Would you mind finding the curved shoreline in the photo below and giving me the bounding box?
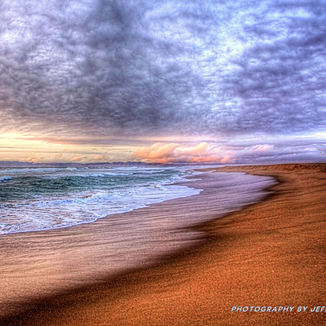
[0,170,274,318]
[1,163,325,325]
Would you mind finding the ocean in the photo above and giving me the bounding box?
[0,166,201,234]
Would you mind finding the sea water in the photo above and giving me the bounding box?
[0,166,201,234]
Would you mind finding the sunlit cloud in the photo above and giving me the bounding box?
[134,139,325,164]
[0,0,325,163]
[134,142,234,163]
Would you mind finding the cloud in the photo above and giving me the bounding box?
[134,142,234,163]
[134,139,325,164]
[246,144,274,153]
[134,143,178,162]
[70,156,87,163]
[25,156,39,164]
[0,0,324,142]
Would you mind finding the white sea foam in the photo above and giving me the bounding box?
[0,166,202,234]
[0,176,12,183]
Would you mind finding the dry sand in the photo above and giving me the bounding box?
[1,163,325,326]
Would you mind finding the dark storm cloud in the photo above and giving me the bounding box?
[0,0,325,138]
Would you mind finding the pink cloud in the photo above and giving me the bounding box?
[134,142,234,163]
[134,143,178,163]
[71,155,87,162]
[25,157,39,163]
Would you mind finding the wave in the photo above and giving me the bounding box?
[41,172,131,179]
[0,166,203,234]
[0,176,12,183]
[0,184,201,234]
[0,167,62,174]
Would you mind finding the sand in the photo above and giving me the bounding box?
[1,163,325,326]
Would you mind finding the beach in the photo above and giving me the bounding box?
[1,163,325,325]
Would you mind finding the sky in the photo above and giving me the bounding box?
[0,0,325,164]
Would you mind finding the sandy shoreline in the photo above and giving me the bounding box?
[1,163,325,325]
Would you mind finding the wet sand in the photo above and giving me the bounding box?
[1,163,325,325]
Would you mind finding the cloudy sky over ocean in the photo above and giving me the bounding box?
[0,0,325,163]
